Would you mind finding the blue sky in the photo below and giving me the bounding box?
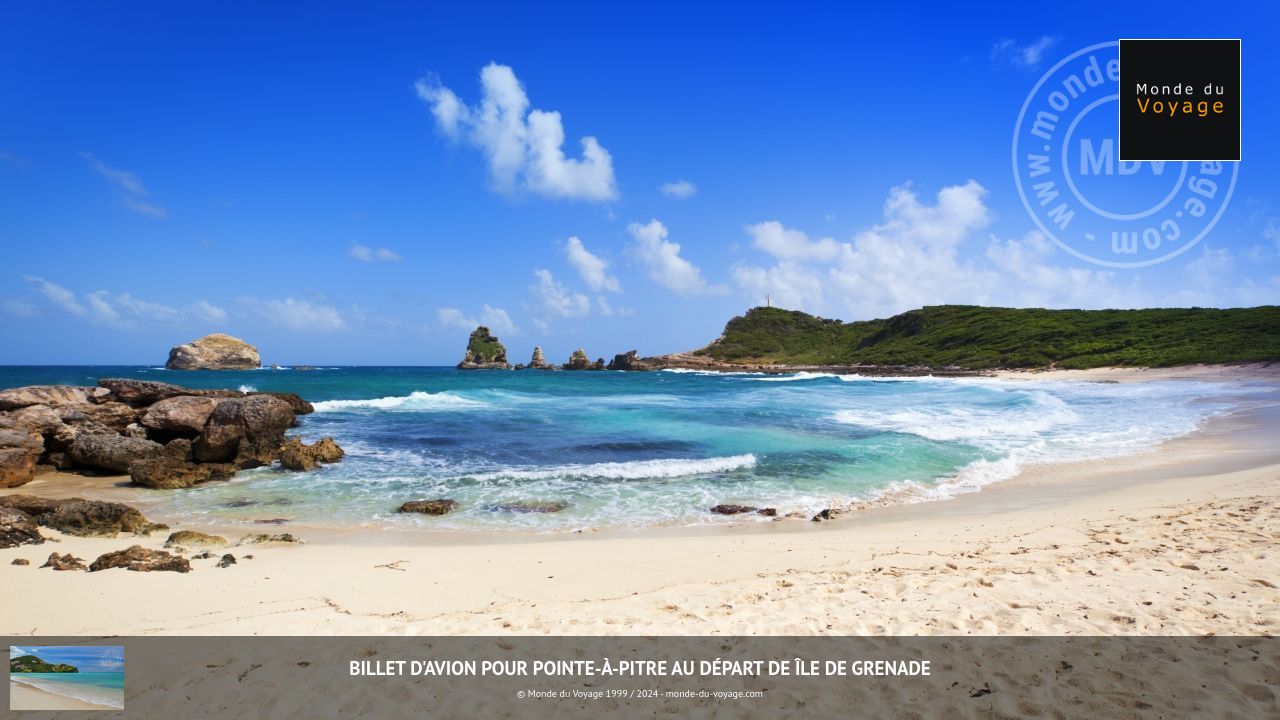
[9,645,124,673]
[1,2,1276,365]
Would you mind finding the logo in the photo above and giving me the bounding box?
[1013,41,1238,268]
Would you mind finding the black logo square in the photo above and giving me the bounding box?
[1119,39,1240,161]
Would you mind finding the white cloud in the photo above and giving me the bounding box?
[991,36,1059,68]
[348,244,402,262]
[23,275,85,316]
[745,221,842,262]
[1,299,40,317]
[21,275,228,327]
[530,269,591,317]
[416,63,617,201]
[80,151,168,218]
[595,296,634,317]
[255,298,346,332]
[187,299,229,323]
[564,236,620,292]
[627,219,724,296]
[660,180,697,199]
[436,305,518,335]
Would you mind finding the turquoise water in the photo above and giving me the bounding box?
[10,672,125,708]
[0,366,1256,532]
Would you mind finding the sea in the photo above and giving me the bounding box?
[9,672,126,709]
[0,366,1261,533]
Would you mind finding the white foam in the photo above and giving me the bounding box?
[463,454,758,482]
[312,391,487,412]
[831,391,1081,443]
[238,384,257,393]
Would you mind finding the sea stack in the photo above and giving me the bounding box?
[165,334,261,370]
[457,327,512,369]
[528,346,552,369]
[563,348,592,370]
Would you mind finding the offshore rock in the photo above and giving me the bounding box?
[398,499,458,515]
[457,326,511,369]
[563,349,592,370]
[606,350,651,371]
[528,346,552,369]
[278,436,344,471]
[165,333,261,370]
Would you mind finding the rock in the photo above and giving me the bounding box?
[11,558,29,565]
[485,500,569,514]
[217,553,237,568]
[164,530,227,548]
[164,438,194,461]
[811,508,844,522]
[49,420,114,454]
[45,452,74,470]
[563,349,592,370]
[89,545,191,573]
[398,499,458,515]
[457,326,511,369]
[0,385,109,411]
[756,507,778,517]
[124,422,148,439]
[97,378,242,407]
[0,424,44,488]
[237,533,299,545]
[606,350,651,371]
[190,550,214,559]
[0,494,62,516]
[41,552,87,571]
[141,396,221,435]
[165,333,261,370]
[528,346,552,369]
[68,433,163,472]
[253,518,289,525]
[278,436,344,471]
[55,401,142,432]
[9,404,65,435]
[710,504,758,515]
[193,395,295,467]
[0,507,43,548]
[129,456,236,489]
[592,358,606,370]
[39,498,162,537]
[248,392,314,417]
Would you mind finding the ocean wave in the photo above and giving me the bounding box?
[831,390,1080,443]
[461,454,758,482]
[312,391,487,412]
[659,368,766,376]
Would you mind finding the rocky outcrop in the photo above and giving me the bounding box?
[68,433,163,472]
[278,436,344,471]
[0,422,44,488]
[457,326,511,369]
[97,378,240,407]
[0,507,43,548]
[0,494,61,516]
[606,350,653,371]
[165,333,261,370]
[129,456,237,489]
[0,385,110,411]
[90,545,191,573]
[250,391,314,417]
[563,349,592,370]
[41,552,87,571]
[165,530,227,548]
[39,498,164,537]
[528,346,552,369]
[193,395,295,467]
[141,396,221,435]
[398,499,458,515]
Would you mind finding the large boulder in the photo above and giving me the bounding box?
[249,391,314,417]
[398,499,458,515]
[0,507,43,548]
[68,433,163,472]
[606,350,651,371]
[37,498,162,537]
[0,385,110,411]
[90,545,191,573]
[55,401,141,433]
[278,436,344,471]
[97,378,242,407]
[0,424,44,488]
[193,395,294,467]
[128,456,236,489]
[165,333,261,370]
[457,326,511,369]
[8,404,65,435]
[141,396,221,435]
[0,494,62,516]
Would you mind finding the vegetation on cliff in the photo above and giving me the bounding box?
[461,326,508,365]
[694,305,1280,369]
[10,655,78,673]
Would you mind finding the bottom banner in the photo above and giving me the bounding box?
[3,636,1275,718]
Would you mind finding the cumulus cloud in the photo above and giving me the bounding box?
[991,36,1059,68]
[564,236,620,292]
[530,269,591,318]
[21,275,228,327]
[348,243,402,262]
[416,63,617,201]
[252,298,346,333]
[745,221,842,262]
[627,219,724,296]
[660,180,697,199]
[436,304,518,335]
[79,151,168,218]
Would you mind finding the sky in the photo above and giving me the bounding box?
[9,645,125,673]
[1,2,1277,365]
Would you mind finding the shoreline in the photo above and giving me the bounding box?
[2,364,1278,636]
[8,678,121,711]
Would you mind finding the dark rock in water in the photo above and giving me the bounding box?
[11,558,30,565]
[606,350,651,371]
[222,497,290,508]
[710,504,756,514]
[193,395,295,467]
[528,346,552,369]
[67,433,163,472]
[811,508,843,522]
[41,552,87,571]
[592,358,606,370]
[164,530,227,548]
[217,553,237,568]
[485,500,569,514]
[398,499,458,515]
[0,507,43,548]
[458,326,511,369]
[237,533,299,545]
[39,498,162,537]
[563,349,592,370]
[141,396,221,436]
[165,333,261,370]
[756,508,778,517]
[253,518,290,525]
[129,456,236,489]
[278,436,344,471]
[90,545,191,573]
[97,378,242,407]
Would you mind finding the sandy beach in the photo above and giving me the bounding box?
[2,366,1277,637]
[8,679,119,711]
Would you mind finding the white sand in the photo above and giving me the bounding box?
[2,366,1277,637]
[9,679,118,711]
